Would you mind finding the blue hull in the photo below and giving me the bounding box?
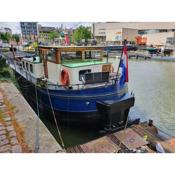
[38,84,128,113]
[15,71,132,127]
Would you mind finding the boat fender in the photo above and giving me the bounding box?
[60,69,70,86]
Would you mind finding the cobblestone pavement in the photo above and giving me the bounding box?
[0,91,22,153]
[0,82,64,153]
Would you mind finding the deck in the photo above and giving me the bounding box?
[66,122,175,153]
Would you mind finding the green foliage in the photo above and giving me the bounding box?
[49,31,59,41]
[0,58,7,68]
[0,32,12,42]
[12,34,20,44]
[72,26,92,42]
[39,32,45,37]
[0,58,11,79]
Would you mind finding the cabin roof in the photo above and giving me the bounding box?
[38,45,104,52]
[38,45,132,52]
[62,60,109,68]
[39,45,104,49]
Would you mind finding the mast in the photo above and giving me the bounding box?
[55,49,61,64]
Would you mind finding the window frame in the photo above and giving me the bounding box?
[30,64,33,73]
[26,62,29,71]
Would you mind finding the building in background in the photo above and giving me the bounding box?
[20,22,38,41]
[38,25,74,44]
[38,25,57,41]
[106,28,138,44]
[145,32,175,45]
[92,22,175,45]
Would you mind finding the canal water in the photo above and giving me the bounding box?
[129,60,175,137]
[41,59,175,148]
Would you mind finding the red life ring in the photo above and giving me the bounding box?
[60,69,70,86]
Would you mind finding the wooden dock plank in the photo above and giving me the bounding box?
[131,124,163,143]
[66,124,175,153]
[113,128,148,150]
[80,136,120,153]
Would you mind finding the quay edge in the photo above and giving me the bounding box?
[0,81,64,153]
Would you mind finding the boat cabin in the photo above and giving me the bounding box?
[37,46,120,89]
[21,56,44,78]
[13,46,120,89]
[13,54,44,83]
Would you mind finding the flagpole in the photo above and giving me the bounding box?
[116,40,127,81]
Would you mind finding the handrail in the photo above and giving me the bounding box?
[47,77,119,90]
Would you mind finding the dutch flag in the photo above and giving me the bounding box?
[119,44,129,86]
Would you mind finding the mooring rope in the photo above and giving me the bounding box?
[46,83,65,149]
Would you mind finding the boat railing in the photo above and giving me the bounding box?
[47,75,119,90]
[47,83,83,90]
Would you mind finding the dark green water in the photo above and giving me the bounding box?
[39,60,175,147]
[41,117,100,148]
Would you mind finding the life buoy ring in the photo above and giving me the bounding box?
[60,69,70,86]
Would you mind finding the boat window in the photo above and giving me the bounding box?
[22,61,25,69]
[79,69,91,81]
[30,64,33,73]
[47,49,56,62]
[61,51,82,60]
[84,72,109,84]
[84,51,102,59]
[26,62,29,71]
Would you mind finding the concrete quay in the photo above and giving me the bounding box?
[0,81,64,153]
[128,51,175,61]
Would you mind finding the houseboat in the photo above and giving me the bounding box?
[9,44,135,128]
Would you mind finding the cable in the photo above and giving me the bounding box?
[46,82,65,149]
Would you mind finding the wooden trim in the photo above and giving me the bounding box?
[39,46,104,52]
[57,47,103,52]
[55,49,61,64]
[38,48,50,52]
[39,47,105,63]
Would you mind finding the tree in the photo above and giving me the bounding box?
[12,34,20,44]
[39,32,45,41]
[0,32,12,42]
[72,26,92,43]
[49,31,59,41]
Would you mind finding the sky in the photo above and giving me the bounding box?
[0,22,92,34]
